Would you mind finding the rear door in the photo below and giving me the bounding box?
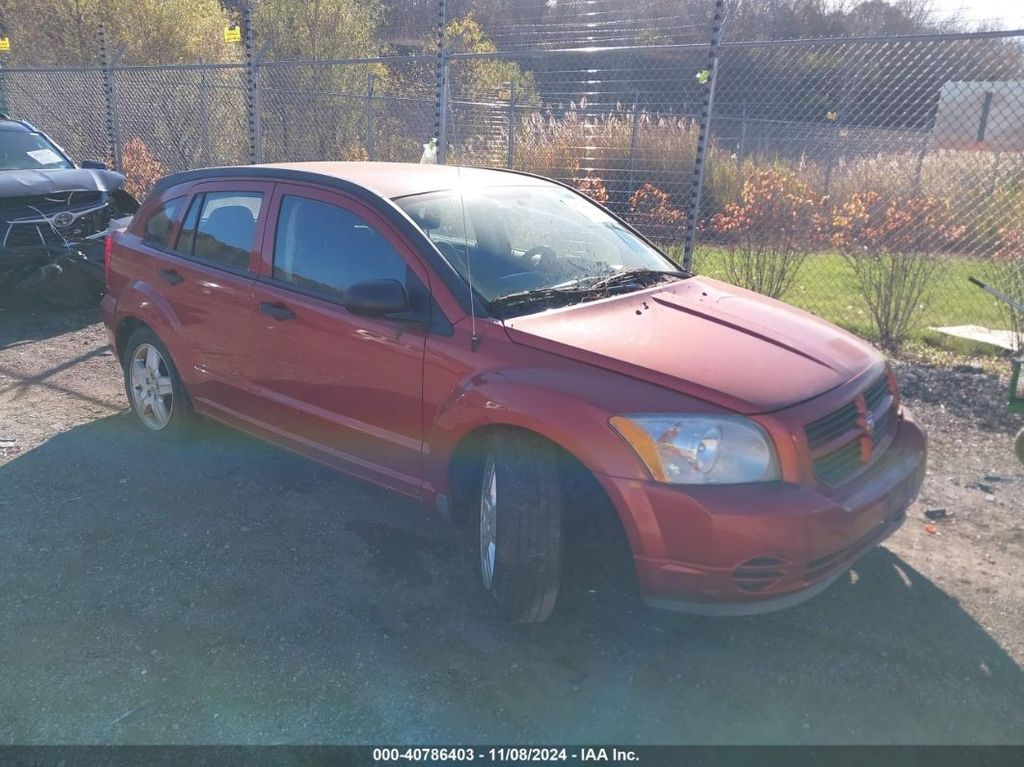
[153,179,272,407]
[246,182,432,495]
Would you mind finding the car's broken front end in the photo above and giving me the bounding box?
[0,170,138,303]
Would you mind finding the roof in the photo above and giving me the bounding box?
[0,119,36,133]
[254,162,549,199]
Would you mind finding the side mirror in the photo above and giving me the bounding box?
[344,279,408,317]
[80,160,108,170]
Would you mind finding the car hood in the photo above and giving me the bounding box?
[500,276,883,415]
[0,168,126,197]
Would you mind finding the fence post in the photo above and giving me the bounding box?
[366,72,376,160]
[0,62,8,117]
[243,1,262,164]
[628,91,641,193]
[738,98,748,158]
[98,25,122,171]
[434,0,449,164]
[506,82,517,169]
[198,59,212,166]
[682,0,728,272]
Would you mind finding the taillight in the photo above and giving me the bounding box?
[104,233,115,286]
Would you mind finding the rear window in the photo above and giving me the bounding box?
[174,191,262,272]
[141,196,183,249]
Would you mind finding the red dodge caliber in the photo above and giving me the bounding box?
[102,162,926,622]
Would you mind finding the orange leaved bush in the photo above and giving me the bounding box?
[627,183,684,241]
[121,138,165,201]
[710,167,826,299]
[575,175,609,206]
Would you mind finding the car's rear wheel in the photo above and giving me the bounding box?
[1015,428,1024,465]
[122,328,195,440]
[474,429,564,623]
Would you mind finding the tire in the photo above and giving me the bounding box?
[121,327,196,440]
[1016,428,1024,465]
[474,429,564,623]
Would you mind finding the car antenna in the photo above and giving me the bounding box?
[445,73,479,352]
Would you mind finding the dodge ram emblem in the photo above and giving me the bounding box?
[52,211,75,228]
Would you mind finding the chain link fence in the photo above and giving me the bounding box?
[0,9,1021,350]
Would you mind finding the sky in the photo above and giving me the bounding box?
[926,0,1024,29]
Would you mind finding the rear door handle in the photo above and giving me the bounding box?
[158,268,183,285]
[258,301,296,321]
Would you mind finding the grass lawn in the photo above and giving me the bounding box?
[668,246,1012,350]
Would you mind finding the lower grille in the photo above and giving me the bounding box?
[733,555,788,592]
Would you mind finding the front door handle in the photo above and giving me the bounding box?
[158,268,183,285]
[258,301,296,321]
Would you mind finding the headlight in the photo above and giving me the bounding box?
[610,414,780,485]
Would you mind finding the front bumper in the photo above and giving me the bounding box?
[596,408,926,615]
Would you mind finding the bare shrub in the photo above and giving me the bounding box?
[832,192,965,350]
[994,226,1024,352]
[710,167,825,299]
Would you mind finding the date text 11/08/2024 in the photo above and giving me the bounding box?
[372,747,640,762]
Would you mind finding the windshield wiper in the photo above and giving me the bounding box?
[488,286,595,317]
[586,267,690,290]
[489,269,690,318]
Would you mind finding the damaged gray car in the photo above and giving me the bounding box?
[0,115,138,305]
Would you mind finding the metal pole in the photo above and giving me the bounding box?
[434,0,448,165]
[682,0,728,272]
[98,25,122,171]
[198,59,212,167]
[243,1,261,164]
[0,62,8,117]
[738,98,748,158]
[506,82,516,168]
[628,91,641,193]
[366,72,376,160]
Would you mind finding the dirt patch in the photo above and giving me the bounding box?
[1,296,1022,744]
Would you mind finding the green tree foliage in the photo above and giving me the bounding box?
[0,0,232,66]
[252,0,389,162]
[253,0,383,60]
[433,14,538,105]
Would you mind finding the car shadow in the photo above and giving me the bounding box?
[0,414,1021,745]
[0,291,102,349]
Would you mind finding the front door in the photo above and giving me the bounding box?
[246,183,431,496]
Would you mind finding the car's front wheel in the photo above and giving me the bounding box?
[474,429,564,623]
[122,327,196,440]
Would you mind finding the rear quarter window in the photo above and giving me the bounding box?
[141,196,183,249]
[174,191,263,272]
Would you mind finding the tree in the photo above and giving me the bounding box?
[251,0,388,162]
[0,0,233,66]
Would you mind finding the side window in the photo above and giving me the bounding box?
[141,196,183,248]
[272,195,409,300]
[173,191,262,272]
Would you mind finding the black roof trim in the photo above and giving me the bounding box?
[154,165,485,319]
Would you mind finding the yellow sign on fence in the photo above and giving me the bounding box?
[223,25,241,43]
[0,37,11,52]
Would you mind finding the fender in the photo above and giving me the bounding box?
[113,279,194,379]
[427,371,653,488]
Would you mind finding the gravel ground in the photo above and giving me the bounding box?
[0,296,1022,745]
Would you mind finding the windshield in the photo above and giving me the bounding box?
[397,185,683,311]
[0,131,74,171]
